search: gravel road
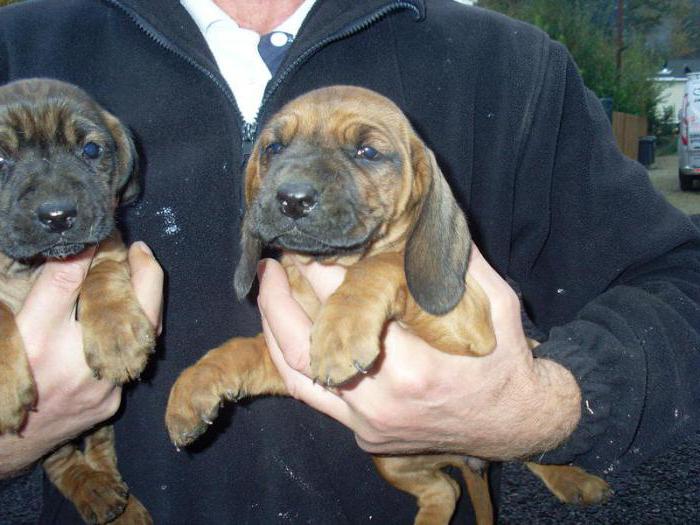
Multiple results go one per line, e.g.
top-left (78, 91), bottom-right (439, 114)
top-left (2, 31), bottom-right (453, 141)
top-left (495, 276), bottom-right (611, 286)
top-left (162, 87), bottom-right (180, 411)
top-left (648, 154), bottom-right (700, 216)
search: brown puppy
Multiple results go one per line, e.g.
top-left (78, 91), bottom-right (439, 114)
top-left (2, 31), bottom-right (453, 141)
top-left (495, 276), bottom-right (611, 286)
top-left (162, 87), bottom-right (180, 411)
top-left (0, 78), bottom-right (154, 524)
top-left (166, 86), bottom-right (609, 524)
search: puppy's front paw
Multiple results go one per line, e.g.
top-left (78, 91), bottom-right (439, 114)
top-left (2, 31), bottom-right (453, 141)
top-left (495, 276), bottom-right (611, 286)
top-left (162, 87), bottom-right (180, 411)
top-left (165, 363), bottom-right (229, 448)
top-left (0, 341), bottom-right (36, 434)
top-left (310, 306), bottom-right (383, 386)
top-left (80, 294), bottom-right (155, 385)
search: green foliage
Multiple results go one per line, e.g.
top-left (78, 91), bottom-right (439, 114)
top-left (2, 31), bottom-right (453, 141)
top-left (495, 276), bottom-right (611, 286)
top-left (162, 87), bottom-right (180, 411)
top-left (480, 0), bottom-right (662, 124)
top-left (667, 0), bottom-right (700, 57)
top-left (651, 105), bottom-right (678, 154)
top-left (0, 0), bottom-right (20, 6)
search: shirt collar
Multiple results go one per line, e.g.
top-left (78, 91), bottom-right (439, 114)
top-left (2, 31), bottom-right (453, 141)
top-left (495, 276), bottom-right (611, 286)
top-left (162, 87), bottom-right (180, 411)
top-left (180, 0), bottom-right (316, 37)
top-left (179, 0), bottom-right (230, 35)
top-left (274, 0), bottom-right (316, 36)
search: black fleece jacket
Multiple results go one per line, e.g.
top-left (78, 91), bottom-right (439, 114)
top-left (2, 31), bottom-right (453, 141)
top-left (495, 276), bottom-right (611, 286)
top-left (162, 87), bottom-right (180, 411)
top-left (1, 0), bottom-right (699, 523)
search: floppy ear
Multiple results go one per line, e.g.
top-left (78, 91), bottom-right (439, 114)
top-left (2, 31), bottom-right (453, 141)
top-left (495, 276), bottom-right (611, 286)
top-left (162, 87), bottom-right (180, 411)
top-left (404, 144), bottom-right (471, 316)
top-left (102, 110), bottom-right (140, 205)
top-left (233, 217), bottom-right (263, 300)
top-left (233, 140), bottom-right (266, 300)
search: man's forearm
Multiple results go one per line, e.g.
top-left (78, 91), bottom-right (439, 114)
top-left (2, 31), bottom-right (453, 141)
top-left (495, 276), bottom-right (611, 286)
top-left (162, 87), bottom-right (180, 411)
top-left (528, 358), bottom-right (582, 455)
top-left (0, 434), bottom-right (49, 479)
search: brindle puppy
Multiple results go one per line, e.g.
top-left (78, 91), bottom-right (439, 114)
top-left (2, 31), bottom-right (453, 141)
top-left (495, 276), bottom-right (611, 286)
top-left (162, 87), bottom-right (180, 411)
top-left (0, 78), bottom-right (154, 524)
top-left (166, 86), bottom-right (610, 524)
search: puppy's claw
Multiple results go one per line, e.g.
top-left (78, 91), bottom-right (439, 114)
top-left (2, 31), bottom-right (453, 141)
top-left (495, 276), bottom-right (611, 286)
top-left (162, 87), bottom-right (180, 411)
top-left (224, 391), bottom-right (241, 402)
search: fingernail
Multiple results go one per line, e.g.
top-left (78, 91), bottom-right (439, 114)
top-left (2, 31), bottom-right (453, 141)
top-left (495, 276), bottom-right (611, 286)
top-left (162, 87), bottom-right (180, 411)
top-left (133, 241), bottom-right (153, 256)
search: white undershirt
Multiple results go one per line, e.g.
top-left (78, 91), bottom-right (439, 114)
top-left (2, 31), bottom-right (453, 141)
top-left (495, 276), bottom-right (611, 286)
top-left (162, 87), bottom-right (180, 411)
top-left (180, 0), bottom-right (316, 124)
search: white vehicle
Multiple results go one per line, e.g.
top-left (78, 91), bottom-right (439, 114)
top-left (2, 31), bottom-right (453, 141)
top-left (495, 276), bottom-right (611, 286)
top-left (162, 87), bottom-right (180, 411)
top-left (678, 72), bottom-right (700, 191)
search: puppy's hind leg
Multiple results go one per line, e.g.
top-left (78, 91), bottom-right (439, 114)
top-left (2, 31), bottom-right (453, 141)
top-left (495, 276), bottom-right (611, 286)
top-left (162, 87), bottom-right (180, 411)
top-left (458, 459), bottom-right (493, 525)
top-left (525, 462), bottom-right (612, 505)
top-left (373, 454), bottom-right (471, 525)
top-left (83, 425), bottom-right (153, 524)
top-left (43, 427), bottom-right (130, 524)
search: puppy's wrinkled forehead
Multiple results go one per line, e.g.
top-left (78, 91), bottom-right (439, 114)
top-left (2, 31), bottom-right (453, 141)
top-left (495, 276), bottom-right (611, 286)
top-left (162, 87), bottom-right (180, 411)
top-left (263, 86), bottom-right (408, 148)
top-left (0, 81), bottom-right (108, 152)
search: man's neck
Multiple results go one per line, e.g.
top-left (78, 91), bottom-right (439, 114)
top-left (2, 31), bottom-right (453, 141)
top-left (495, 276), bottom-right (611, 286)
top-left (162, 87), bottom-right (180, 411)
top-left (213, 0), bottom-right (306, 34)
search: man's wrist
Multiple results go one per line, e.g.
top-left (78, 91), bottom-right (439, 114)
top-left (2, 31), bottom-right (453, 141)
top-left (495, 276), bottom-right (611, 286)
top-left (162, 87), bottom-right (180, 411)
top-left (0, 436), bottom-right (43, 479)
top-left (527, 357), bottom-right (582, 455)
top-left (481, 356), bottom-right (581, 461)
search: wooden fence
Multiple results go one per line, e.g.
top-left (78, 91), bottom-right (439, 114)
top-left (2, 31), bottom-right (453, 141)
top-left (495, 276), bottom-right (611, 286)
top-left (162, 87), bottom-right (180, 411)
top-left (612, 111), bottom-right (648, 161)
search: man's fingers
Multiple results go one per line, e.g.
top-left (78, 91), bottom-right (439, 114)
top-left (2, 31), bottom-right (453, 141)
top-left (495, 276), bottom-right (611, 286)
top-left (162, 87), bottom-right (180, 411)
top-left (467, 244), bottom-right (508, 297)
top-left (468, 244), bottom-right (528, 350)
top-left (128, 241), bottom-right (164, 333)
top-left (292, 259), bottom-right (345, 303)
top-left (257, 259), bottom-right (314, 373)
top-left (257, 258), bottom-right (361, 429)
top-left (19, 246), bottom-right (96, 329)
top-left (261, 314), bottom-right (352, 421)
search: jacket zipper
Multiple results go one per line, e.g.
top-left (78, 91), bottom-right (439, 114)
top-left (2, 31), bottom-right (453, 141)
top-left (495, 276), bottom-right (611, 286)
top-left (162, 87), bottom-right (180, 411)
top-left (103, 0), bottom-right (419, 213)
top-left (104, 0), bottom-right (255, 216)
top-left (104, 0), bottom-right (243, 130)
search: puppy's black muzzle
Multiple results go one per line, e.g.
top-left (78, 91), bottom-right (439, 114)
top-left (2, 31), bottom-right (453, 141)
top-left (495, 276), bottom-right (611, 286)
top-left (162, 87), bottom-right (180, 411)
top-left (36, 199), bottom-right (78, 233)
top-left (276, 181), bottom-right (318, 219)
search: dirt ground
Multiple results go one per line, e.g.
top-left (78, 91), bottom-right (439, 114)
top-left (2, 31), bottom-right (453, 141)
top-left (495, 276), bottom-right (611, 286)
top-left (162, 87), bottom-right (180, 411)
top-left (648, 154), bottom-right (700, 216)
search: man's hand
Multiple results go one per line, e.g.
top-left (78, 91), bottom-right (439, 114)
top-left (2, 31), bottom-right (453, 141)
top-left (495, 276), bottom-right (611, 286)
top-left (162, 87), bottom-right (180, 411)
top-left (0, 241), bottom-right (163, 478)
top-left (257, 246), bottom-right (581, 460)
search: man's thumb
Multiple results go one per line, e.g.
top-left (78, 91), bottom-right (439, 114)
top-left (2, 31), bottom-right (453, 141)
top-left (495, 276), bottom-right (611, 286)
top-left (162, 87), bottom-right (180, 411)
top-left (19, 247), bottom-right (95, 327)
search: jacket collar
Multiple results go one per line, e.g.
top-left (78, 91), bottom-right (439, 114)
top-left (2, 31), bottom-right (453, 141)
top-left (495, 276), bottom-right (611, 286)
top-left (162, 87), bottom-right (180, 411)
top-left (107, 0), bottom-right (425, 72)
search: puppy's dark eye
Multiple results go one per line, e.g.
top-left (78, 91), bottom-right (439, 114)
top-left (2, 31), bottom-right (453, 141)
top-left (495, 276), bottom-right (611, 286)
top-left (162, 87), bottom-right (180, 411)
top-left (82, 142), bottom-right (103, 160)
top-left (265, 143), bottom-right (285, 155)
top-left (356, 145), bottom-right (380, 160)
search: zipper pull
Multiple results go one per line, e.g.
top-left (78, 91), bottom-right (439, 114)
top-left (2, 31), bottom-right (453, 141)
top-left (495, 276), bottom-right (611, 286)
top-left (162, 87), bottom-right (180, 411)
top-left (239, 122), bottom-right (257, 217)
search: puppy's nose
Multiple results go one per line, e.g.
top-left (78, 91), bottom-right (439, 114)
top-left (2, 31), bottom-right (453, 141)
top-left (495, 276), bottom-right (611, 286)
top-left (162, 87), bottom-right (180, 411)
top-left (36, 199), bottom-right (78, 232)
top-left (276, 182), bottom-right (318, 219)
